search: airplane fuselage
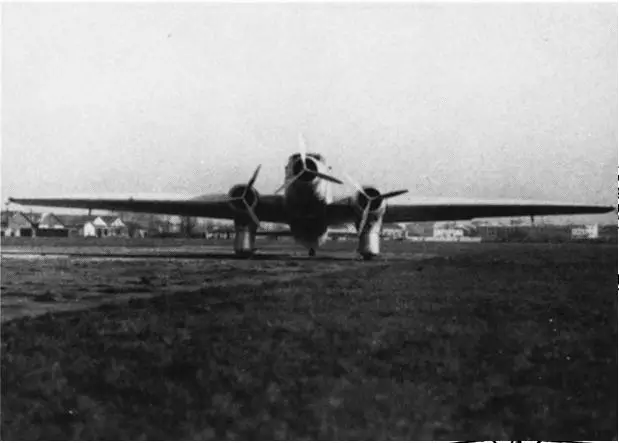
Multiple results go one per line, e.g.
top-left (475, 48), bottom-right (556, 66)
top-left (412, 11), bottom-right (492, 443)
top-left (282, 153), bottom-right (333, 252)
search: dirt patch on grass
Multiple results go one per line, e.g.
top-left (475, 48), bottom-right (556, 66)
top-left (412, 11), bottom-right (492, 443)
top-left (1, 251), bottom-right (387, 322)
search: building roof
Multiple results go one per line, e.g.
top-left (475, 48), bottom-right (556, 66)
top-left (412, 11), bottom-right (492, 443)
top-left (289, 152), bottom-right (325, 162)
top-left (58, 215), bottom-right (124, 228)
top-left (8, 212), bottom-right (38, 227)
top-left (38, 213), bottom-right (66, 228)
top-left (100, 216), bottom-right (121, 225)
top-left (59, 215), bottom-right (98, 228)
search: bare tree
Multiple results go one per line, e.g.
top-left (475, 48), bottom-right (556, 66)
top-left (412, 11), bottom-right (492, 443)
top-left (147, 214), bottom-right (158, 234)
top-left (180, 216), bottom-right (197, 237)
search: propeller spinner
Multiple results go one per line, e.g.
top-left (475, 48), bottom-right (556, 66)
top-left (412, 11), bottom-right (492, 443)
top-left (343, 171), bottom-right (408, 236)
top-left (227, 165), bottom-right (262, 226)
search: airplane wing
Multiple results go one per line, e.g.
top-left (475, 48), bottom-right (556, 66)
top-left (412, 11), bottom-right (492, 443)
top-left (382, 201), bottom-right (614, 223)
top-left (7, 194), bottom-right (289, 223)
top-left (327, 199), bottom-right (614, 225)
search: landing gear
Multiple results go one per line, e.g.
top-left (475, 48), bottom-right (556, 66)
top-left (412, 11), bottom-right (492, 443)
top-left (308, 248), bottom-right (316, 257)
top-left (233, 223), bottom-right (257, 258)
top-left (358, 229), bottom-right (381, 260)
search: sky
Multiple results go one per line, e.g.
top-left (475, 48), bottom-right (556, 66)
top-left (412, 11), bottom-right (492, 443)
top-left (2, 3), bottom-right (617, 223)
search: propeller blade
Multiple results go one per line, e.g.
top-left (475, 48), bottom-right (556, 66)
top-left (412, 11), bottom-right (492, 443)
top-left (298, 133), bottom-right (307, 164)
top-left (380, 189), bottom-right (408, 200)
top-left (273, 182), bottom-right (289, 195)
top-left (314, 171), bottom-right (344, 185)
top-left (357, 204), bottom-right (370, 237)
top-left (243, 201), bottom-right (260, 226)
top-left (247, 164), bottom-right (262, 189)
top-left (342, 171), bottom-right (367, 196)
top-left (274, 171), bottom-right (303, 194)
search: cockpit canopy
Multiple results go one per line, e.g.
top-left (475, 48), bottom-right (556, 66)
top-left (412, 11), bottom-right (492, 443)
top-left (289, 152), bottom-right (324, 163)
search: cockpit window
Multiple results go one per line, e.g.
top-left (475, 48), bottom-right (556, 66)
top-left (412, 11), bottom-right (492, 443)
top-left (289, 153), bottom-right (324, 162)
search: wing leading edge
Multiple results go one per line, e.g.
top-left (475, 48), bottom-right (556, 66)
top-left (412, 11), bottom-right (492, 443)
top-left (7, 195), bottom-right (288, 223)
top-left (327, 199), bottom-right (614, 225)
top-left (383, 202), bottom-right (615, 223)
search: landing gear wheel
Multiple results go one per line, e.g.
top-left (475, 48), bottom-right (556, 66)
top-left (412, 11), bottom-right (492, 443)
top-left (308, 248), bottom-right (316, 257)
top-left (361, 253), bottom-right (375, 261)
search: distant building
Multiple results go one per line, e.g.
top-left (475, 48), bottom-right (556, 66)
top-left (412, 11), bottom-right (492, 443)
top-left (325, 223), bottom-right (407, 240)
top-left (433, 227), bottom-right (464, 239)
top-left (3, 212), bottom-right (69, 237)
top-left (328, 224), bottom-right (356, 240)
top-left (37, 213), bottom-right (66, 229)
top-left (5, 212), bottom-right (37, 237)
top-left (59, 215), bottom-right (97, 237)
top-left (571, 224), bottom-right (599, 240)
top-left (381, 223), bottom-right (406, 239)
top-left (83, 217), bottom-right (109, 237)
top-left (82, 216), bottom-right (128, 238)
top-left (166, 216), bottom-right (182, 234)
top-left (105, 216), bottom-right (129, 237)
top-left (209, 224), bottom-right (235, 239)
top-left (34, 212), bottom-right (70, 237)
top-left (405, 222), bottom-right (435, 238)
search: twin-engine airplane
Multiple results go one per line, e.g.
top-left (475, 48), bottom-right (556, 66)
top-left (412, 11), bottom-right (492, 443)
top-left (8, 137), bottom-right (613, 259)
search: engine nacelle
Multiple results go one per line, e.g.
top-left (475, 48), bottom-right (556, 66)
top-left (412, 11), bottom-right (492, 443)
top-left (358, 223), bottom-right (383, 259)
top-left (228, 184), bottom-right (260, 220)
top-left (354, 187), bottom-right (386, 214)
top-left (353, 187), bottom-right (387, 259)
top-left (353, 187), bottom-right (386, 230)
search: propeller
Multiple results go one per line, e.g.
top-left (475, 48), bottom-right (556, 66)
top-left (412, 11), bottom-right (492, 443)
top-left (298, 133), bottom-right (307, 164)
top-left (228, 165), bottom-right (262, 226)
top-left (274, 134), bottom-right (344, 194)
top-left (274, 172), bottom-right (303, 195)
top-left (247, 164), bottom-right (261, 188)
top-left (342, 171), bottom-right (408, 236)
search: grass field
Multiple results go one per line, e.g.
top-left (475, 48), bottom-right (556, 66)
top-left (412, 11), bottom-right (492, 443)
top-left (1, 240), bottom-right (616, 439)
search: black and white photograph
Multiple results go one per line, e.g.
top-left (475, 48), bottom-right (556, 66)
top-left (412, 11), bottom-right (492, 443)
top-left (1, 2), bottom-right (616, 440)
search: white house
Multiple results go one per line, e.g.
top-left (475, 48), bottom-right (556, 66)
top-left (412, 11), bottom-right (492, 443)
top-left (328, 224), bottom-right (356, 240)
top-left (433, 227), bottom-right (465, 239)
top-left (381, 223), bottom-right (407, 239)
top-left (108, 217), bottom-right (128, 236)
top-left (38, 213), bottom-right (66, 229)
top-left (82, 216), bottom-right (128, 238)
top-left (571, 224), bottom-right (599, 240)
top-left (83, 216), bottom-right (108, 237)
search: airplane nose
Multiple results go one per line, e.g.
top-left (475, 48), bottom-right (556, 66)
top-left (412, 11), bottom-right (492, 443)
top-left (292, 158), bottom-right (318, 182)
